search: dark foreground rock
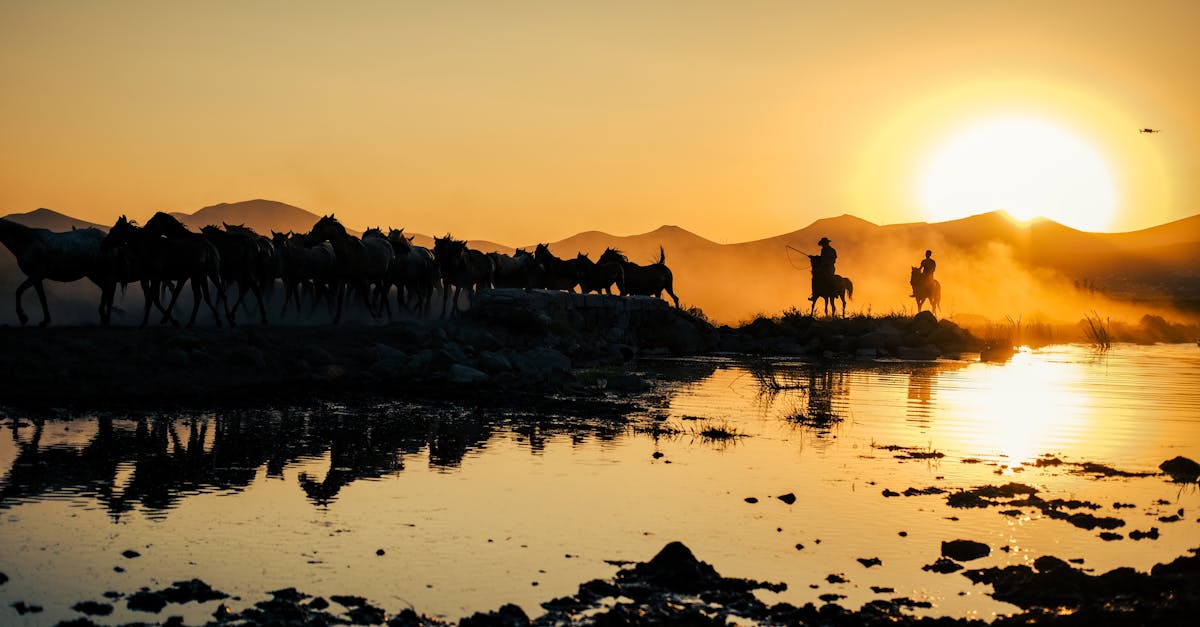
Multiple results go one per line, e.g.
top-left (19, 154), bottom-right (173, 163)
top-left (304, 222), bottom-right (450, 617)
top-left (66, 543), bottom-right (1200, 626)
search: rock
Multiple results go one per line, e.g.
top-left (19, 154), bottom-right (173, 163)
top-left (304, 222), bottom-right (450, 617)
top-left (512, 348), bottom-right (572, 379)
top-left (11, 601), bottom-right (43, 615)
top-left (477, 350), bottom-right (513, 374)
top-left (72, 601), bottom-right (114, 616)
top-left (1160, 456), bottom-right (1200, 483)
top-left (1130, 527), bottom-right (1160, 541)
top-left (375, 549), bottom-right (385, 556)
top-left (0, 572), bottom-right (7, 585)
top-left (121, 550), bottom-right (141, 559)
top-left (371, 342), bottom-right (407, 362)
top-left (826, 573), bottom-right (847, 584)
top-left (606, 374), bottom-right (647, 392)
top-left (941, 539), bottom-right (990, 561)
top-left (227, 346), bottom-right (266, 368)
top-left (127, 591), bottom-right (167, 613)
top-left (776, 492), bottom-right (797, 505)
top-left (922, 557), bottom-right (964, 574)
top-left (744, 497), bottom-right (759, 504)
top-left (1099, 532), bottom-right (1123, 541)
top-left (624, 541), bottom-right (722, 593)
top-left (911, 310), bottom-right (939, 335)
top-left (857, 557), bottom-right (882, 568)
top-left (448, 364), bottom-right (488, 384)
top-left (369, 358), bottom-right (408, 379)
top-left (459, 603), bottom-right (531, 627)
top-left (301, 345), bottom-right (334, 367)
top-left (897, 344), bottom-right (941, 360)
top-left (882, 489), bottom-right (900, 497)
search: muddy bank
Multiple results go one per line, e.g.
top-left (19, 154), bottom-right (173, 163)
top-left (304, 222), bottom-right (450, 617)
top-left (42, 541), bottom-right (1200, 626)
top-left (0, 291), bottom-right (982, 411)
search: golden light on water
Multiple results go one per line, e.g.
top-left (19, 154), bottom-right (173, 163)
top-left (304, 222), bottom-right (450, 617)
top-left (938, 350), bottom-right (1088, 465)
top-left (918, 117), bottom-right (1118, 231)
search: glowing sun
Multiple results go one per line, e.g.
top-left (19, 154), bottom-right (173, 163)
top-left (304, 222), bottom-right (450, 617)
top-left (918, 117), bottom-right (1117, 231)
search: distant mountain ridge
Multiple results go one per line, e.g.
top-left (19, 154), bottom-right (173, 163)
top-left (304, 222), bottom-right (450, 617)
top-left (3, 200), bottom-right (1198, 323)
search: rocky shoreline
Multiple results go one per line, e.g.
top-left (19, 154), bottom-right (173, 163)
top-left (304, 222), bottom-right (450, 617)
top-left (32, 540), bottom-right (1200, 626)
top-left (0, 289), bottom-right (983, 411)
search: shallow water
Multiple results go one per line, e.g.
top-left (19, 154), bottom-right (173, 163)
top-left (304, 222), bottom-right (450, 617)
top-left (1, 343), bottom-right (1198, 625)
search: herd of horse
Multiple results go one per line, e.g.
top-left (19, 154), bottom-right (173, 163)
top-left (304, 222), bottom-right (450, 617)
top-left (0, 214), bottom-right (944, 328)
top-left (0, 214), bottom-right (683, 328)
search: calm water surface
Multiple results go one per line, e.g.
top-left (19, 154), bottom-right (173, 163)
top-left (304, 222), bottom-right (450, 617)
top-left (1, 343), bottom-right (1198, 625)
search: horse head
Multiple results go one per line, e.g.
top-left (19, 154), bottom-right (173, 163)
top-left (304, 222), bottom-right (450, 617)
top-left (101, 215), bottom-right (137, 252)
top-left (144, 211), bottom-right (192, 237)
top-left (309, 215), bottom-right (347, 242)
top-left (910, 266), bottom-right (922, 285)
top-left (575, 252), bottom-right (593, 267)
top-left (598, 247), bottom-right (626, 265)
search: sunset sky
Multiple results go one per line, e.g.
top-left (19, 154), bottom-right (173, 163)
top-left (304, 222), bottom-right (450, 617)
top-left (1, 1), bottom-right (1197, 244)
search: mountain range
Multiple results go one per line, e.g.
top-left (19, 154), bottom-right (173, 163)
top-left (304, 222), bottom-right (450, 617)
top-left (3, 199), bottom-right (1198, 324)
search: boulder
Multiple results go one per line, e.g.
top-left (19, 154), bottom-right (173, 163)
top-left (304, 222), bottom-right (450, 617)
top-left (448, 364), bottom-right (489, 384)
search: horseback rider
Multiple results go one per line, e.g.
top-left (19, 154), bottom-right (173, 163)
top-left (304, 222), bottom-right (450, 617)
top-left (809, 237), bottom-right (837, 302)
top-left (910, 249), bottom-right (935, 297)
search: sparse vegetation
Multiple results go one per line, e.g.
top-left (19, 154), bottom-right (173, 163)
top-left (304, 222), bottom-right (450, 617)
top-left (690, 419), bottom-right (747, 445)
top-left (1083, 311), bottom-right (1111, 350)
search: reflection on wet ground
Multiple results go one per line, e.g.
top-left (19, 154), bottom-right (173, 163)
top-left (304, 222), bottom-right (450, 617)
top-left (1, 345), bottom-right (1198, 625)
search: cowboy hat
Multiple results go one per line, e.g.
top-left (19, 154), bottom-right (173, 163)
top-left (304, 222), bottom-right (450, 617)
top-left (818, 237), bottom-right (831, 245)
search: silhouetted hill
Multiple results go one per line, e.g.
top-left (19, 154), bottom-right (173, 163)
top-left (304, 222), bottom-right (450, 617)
top-left (1, 208), bottom-right (108, 232)
top-left (170, 199), bottom-right (324, 235)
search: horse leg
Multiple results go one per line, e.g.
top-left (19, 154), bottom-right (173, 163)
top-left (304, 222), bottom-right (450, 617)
top-left (14, 277), bottom-right (34, 326)
top-left (138, 279), bottom-right (156, 329)
top-left (32, 280), bottom-right (51, 327)
top-left (183, 279), bottom-right (203, 327)
top-left (200, 277), bottom-right (223, 327)
top-left (665, 283), bottom-right (680, 308)
top-left (332, 281), bottom-right (346, 324)
top-left (162, 280), bottom-right (189, 327)
top-left (251, 283), bottom-right (268, 325)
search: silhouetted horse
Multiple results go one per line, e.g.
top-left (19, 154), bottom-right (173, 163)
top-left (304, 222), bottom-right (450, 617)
top-left (200, 225), bottom-right (269, 325)
top-left (434, 235), bottom-right (493, 317)
top-left (362, 228), bottom-right (399, 318)
top-left (533, 243), bottom-right (581, 292)
top-left (911, 266), bottom-right (941, 315)
top-left (303, 215), bottom-right (377, 323)
top-left (271, 231), bottom-right (337, 319)
top-left (489, 249), bottom-right (537, 289)
top-left (598, 247), bottom-right (680, 307)
top-left (807, 255), bottom-right (853, 317)
top-left (387, 229), bottom-right (439, 316)
top-left (576, 252), bottom-right (623, 295)
top-left (103, 215), bottom-right (223, 328)
top-left (222, 223), bottom-right (277, 301)
top-left (0, 218), bottom-right (123, 327)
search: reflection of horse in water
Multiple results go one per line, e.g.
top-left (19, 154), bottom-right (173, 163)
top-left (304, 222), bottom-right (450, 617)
top-left (807, 255), bottom-right (853, 317)
top-left (910, 267), bottom-right (941, 314)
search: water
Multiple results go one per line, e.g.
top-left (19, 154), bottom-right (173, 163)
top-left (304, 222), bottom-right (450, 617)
top-left (1, 344), bottom-right (1198, 625)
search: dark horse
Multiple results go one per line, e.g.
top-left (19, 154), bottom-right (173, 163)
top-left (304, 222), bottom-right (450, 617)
top-left (598, 247), bottom-right (680, 307)
top-left (0, 217), bottom-right (125, 326)
top-left (303, 215), bottom-right (377, 324)
top-left (434, 235), bottom-right (493, 317)
top-left (200, 225), bottom-right (270, 326)
top-left (910, 266), bottom-right (941, 315)
top-left (807, 255), bottom-right (853, 317)
top-left (102, 215), bottom-right (223, 328)
top-left (532, 243), bottom-right (581, 291)
top-left (576, 252), bottom-right (623, 295)
top-left (387, 229), bottom-right (439, 316)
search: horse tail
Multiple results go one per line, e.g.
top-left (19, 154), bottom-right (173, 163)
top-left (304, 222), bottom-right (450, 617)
top-left (657, 246), bottom-right (665, 265)
top-left (845, 278), bottom-right (854, 301)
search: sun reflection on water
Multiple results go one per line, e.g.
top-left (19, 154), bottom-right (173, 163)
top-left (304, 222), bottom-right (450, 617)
top-left (937, 349), bottom-right (1088, 465)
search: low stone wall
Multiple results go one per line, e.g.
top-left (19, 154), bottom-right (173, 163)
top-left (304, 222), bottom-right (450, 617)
top-left (467, 288), bottom-right (719, 355)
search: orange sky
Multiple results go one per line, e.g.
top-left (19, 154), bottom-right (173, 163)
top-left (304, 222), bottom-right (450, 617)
top-left (1, 1), bottom-right (1197, 243)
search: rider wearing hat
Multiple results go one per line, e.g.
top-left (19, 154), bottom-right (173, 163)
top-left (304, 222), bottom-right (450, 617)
top-left (809, 236), bottom-right (837, 302)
